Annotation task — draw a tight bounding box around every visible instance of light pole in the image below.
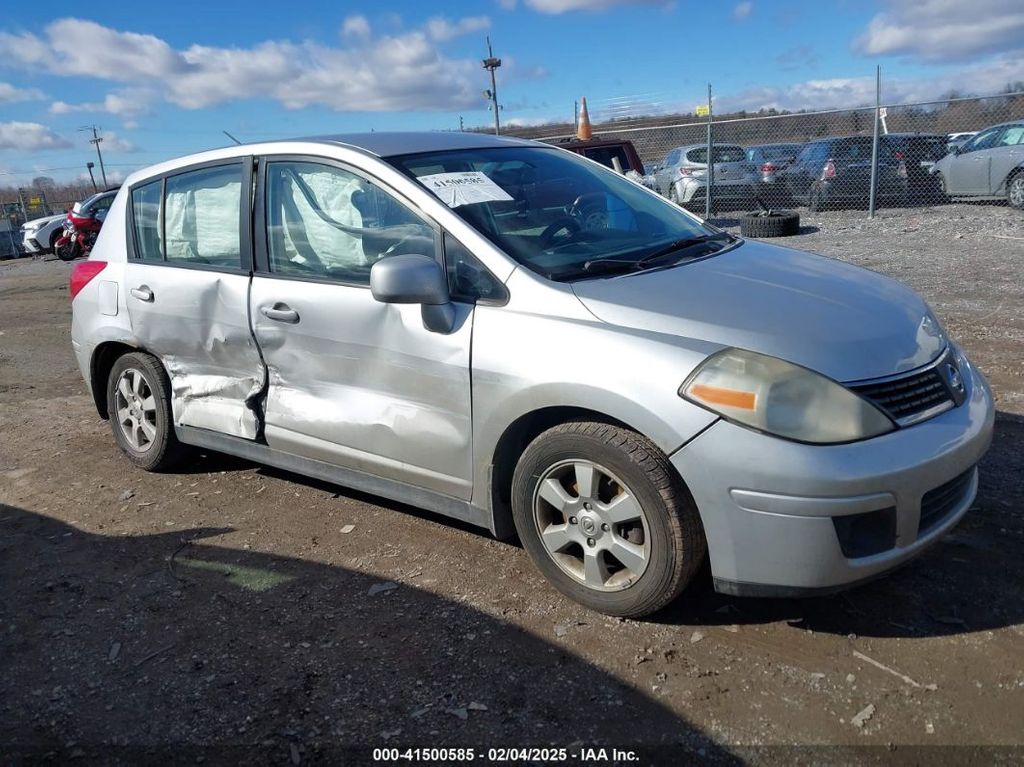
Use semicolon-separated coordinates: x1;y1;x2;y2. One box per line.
482;36;502;135
86;162;97;192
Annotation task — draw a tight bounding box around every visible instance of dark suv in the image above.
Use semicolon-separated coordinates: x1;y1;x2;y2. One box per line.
781;136;908;210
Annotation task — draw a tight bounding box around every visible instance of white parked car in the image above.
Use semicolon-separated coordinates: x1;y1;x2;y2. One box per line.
20;213;66;254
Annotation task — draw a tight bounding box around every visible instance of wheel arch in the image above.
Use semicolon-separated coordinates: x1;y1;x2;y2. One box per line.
488;405;672;541
90;340;141;419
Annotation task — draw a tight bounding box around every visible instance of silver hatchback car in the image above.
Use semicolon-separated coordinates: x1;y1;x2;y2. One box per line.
70;132;994;617
653;144;758;208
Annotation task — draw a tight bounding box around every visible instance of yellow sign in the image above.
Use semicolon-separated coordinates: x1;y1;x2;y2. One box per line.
29;196;42;206
695;105;710;117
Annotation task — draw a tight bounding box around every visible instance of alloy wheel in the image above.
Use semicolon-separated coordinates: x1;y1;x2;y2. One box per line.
532;459;650;592
114;368;158;452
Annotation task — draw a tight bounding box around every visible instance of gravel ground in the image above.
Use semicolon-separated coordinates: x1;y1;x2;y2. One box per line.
1;203;1022;764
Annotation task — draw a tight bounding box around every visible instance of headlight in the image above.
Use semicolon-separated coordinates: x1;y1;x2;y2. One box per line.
680;348;895;444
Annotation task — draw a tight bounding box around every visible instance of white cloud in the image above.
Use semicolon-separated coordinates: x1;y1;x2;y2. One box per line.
0;17;491;113
101;132;139;153
854;0;1024;62
498;0;518;8
732;1;753;21
342;15;371;40
0;121;72;151
0;82;45;103
50;88;154;121
524;0;668;13
716;53;1024;112
425;16;491;42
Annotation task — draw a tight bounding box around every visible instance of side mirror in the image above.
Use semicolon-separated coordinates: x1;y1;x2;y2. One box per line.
370;254;455;333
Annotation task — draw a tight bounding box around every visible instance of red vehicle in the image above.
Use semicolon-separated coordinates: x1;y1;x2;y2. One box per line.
54;190;117;261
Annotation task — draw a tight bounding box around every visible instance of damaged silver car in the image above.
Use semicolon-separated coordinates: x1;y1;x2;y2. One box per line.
70;132;994;617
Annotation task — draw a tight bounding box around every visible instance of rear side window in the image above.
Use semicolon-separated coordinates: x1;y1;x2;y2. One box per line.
579;145;634;172
686;146;746;164
998;126;1024;146
664;149;680;165
164;165;242;267
131;181;163;262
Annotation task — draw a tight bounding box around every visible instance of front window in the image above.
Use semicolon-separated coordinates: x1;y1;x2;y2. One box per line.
390;146;727;282
962;128;1001;153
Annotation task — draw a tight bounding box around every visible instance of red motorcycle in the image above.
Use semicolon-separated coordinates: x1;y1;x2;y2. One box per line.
54;190;115;261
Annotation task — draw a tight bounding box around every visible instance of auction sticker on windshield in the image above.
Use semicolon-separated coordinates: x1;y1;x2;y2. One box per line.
418;171;513;207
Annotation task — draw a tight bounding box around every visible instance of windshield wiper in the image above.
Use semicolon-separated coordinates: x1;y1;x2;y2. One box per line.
580;232;732;275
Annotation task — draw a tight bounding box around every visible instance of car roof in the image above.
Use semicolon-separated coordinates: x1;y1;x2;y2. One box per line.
294;131;537;157
122;132;544;188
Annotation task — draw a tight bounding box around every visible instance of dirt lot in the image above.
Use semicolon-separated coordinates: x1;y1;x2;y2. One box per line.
1;203;1023;764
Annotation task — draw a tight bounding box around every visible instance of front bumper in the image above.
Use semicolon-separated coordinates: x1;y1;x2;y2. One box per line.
677;179;757;203
22;233;42;253
670;355;994;595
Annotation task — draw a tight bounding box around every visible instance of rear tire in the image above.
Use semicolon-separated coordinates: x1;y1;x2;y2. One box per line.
740;210;800;238
106;352;189;471
511;421;706;618
1007;172;1024;210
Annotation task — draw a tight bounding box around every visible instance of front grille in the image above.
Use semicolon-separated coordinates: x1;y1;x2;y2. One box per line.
849;361;953;424
919;468;975;535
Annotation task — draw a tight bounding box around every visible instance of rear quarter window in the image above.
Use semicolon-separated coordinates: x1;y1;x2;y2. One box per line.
131;181;163;262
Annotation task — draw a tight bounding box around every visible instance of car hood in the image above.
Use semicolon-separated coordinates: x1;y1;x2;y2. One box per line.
571;239;944;382
24;213;65;228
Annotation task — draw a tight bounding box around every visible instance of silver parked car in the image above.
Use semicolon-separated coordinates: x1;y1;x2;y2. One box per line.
653;144;758;208
70;132;994;617
931;122;1024;208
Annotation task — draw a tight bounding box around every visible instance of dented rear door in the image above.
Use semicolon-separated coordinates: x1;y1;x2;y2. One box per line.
124;159;264;439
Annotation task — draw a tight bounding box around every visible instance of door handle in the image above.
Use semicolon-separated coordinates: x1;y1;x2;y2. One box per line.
130;286;154;302
260;303;300;323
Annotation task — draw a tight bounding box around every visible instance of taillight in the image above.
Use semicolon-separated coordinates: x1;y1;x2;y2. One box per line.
894;151;905;161
760;162;778;173
69;260;107;299
821;159;836;180
679;166;706;176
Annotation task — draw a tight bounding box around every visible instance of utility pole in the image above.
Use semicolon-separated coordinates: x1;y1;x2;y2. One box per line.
459;116;465;132
482;36;502;135
80;126;108;187
86;162;98;193
868;65;881;219
704;83;713;221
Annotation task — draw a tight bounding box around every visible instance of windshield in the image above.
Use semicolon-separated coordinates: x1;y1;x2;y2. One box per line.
390;146;723;281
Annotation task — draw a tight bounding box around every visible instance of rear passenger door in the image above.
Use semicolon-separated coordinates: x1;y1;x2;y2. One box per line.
949;127;1002;194
249;157;475;499
124;159;265;439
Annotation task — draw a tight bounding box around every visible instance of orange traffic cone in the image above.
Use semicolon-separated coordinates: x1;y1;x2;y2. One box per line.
577;96;592;141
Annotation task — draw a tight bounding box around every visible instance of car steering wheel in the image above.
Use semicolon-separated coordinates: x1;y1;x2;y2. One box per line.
539;216;582;248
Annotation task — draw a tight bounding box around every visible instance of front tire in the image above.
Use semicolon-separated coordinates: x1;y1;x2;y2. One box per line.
511;422;706;618
106;352;189;471
1007;172;1024;210
55;239;79;261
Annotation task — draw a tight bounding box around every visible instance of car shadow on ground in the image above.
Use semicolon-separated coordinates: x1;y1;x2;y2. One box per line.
145;411;1022;647
0;504;739;764
654;411;1024;640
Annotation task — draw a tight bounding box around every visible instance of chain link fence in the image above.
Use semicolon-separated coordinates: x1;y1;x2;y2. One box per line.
510;90;1024;218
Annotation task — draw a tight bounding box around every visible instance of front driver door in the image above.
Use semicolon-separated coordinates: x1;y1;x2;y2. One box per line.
249;157;474;499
